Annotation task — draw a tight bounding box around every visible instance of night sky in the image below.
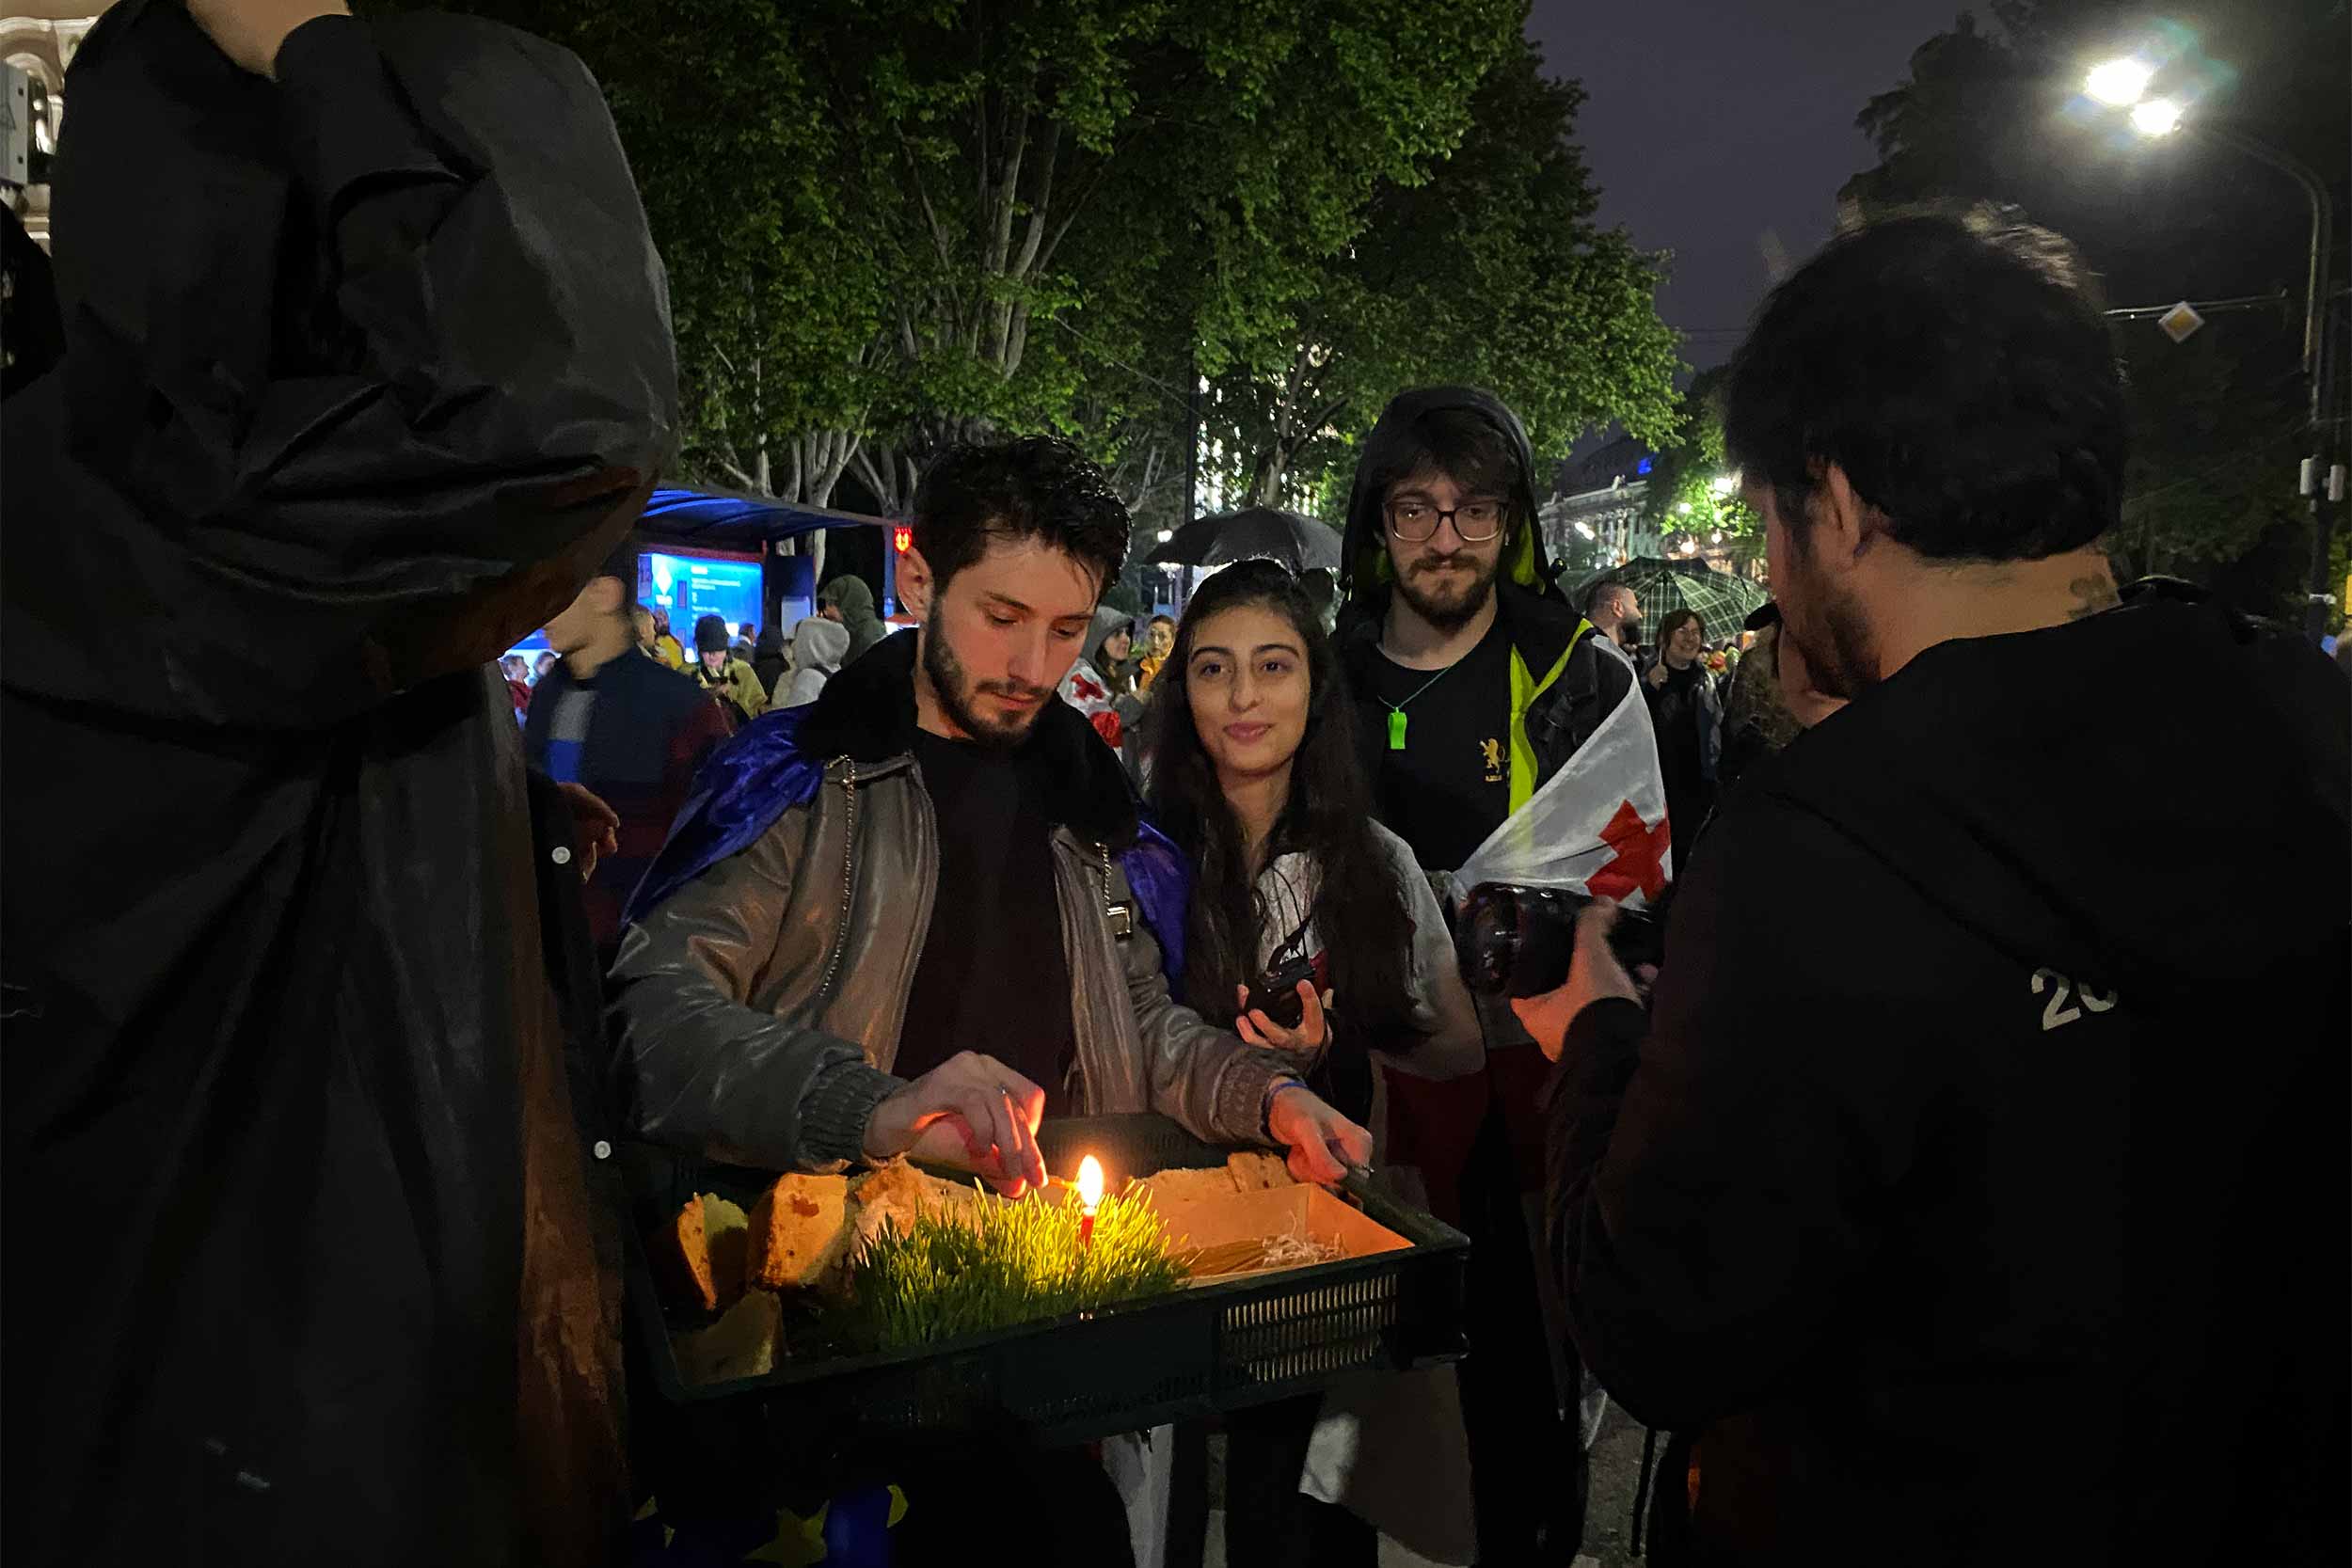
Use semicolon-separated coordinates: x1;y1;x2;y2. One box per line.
1527;0;1978;368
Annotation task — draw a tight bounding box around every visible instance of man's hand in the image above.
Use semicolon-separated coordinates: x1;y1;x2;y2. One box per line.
1265;1085;1372;1186
1234;981;1331;1055
554;782;620;881
1511;898;1641;1063
187;0;350;79
861;1052;1047;1197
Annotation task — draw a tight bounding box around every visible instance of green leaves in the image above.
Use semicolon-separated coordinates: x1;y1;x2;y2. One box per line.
448;0;1677;524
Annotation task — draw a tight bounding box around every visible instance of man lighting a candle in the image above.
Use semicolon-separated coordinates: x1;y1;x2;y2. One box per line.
611;436;1367;1563
611;434;1368;1202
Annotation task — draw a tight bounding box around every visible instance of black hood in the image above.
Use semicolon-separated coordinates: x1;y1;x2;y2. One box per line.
1751;590;2350;995
1338;385;1558;610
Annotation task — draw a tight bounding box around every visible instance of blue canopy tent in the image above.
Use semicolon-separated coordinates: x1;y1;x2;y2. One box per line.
638;484;893;554
637;483;900;637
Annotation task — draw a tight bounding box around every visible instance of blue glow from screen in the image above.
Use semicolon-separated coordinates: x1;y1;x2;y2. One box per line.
641;550;764;641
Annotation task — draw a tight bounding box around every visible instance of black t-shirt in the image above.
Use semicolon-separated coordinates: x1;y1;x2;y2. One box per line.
894;731;1079;1113
1365;617;1514;873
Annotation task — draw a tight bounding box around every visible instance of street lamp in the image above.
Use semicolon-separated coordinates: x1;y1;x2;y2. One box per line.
2085;56;2155;106
1708;474;1736;498
2126;97;2183;136
2088;53;2339;635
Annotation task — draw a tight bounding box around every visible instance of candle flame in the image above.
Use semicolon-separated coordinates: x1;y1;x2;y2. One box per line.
1076;1154;1104;1212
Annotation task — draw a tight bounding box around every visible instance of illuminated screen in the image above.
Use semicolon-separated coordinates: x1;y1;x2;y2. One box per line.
640;549;764;642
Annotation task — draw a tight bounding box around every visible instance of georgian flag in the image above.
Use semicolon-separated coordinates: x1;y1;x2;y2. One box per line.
1446;651;1674;909
1058;659;1124;750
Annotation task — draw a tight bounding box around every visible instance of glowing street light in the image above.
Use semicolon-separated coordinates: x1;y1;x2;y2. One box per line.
2085;56;2154;106
1708;474;1736;497
2128;97;2184;136
1676;500;1692;515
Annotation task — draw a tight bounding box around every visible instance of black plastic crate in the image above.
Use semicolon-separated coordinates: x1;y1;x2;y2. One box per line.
623;1112;1469;1449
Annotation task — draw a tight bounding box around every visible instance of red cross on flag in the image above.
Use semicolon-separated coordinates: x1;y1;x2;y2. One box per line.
1446;656;1674;910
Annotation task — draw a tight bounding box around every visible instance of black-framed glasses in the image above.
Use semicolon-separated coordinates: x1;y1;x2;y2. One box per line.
1385;496;1505;544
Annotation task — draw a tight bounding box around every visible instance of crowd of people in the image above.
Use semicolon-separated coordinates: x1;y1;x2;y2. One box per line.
3;4;2344;1568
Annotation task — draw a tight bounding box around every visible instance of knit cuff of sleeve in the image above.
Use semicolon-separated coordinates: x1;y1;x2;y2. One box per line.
799;1058;905;1171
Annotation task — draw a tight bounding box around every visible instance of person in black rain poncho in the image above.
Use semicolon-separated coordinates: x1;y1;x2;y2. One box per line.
1;2;675;1563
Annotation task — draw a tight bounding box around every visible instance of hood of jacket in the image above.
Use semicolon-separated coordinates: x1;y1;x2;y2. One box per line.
789;613;851;674
798;626;1140;847
1752;586;2349;993
1339;386;1558;618
820;574;880;626
1084;606;1134;670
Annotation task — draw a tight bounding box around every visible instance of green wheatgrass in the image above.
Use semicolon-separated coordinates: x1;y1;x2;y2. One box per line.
841;1182;1186;1351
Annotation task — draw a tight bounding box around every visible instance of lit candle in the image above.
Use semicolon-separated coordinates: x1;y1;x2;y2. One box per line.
1076;1155;1104;1249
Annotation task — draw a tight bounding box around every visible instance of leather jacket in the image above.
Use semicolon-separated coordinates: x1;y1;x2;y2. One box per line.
608;630;1295;1172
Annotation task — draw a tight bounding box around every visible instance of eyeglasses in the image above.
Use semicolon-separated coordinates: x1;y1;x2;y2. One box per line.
1385;497;1505;544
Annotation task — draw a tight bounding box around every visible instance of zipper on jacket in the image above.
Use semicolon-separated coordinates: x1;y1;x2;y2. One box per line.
813;757;858;1002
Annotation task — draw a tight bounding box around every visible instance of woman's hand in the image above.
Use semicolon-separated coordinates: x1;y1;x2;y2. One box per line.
1265;1085;1373;1185
1645;660;1670;689
1234;981;1331;1055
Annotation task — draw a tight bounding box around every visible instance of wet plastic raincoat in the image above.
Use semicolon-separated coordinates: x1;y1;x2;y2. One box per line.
0;5;675;1564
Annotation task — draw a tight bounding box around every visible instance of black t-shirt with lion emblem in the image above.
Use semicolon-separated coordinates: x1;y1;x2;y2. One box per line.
1364;616;1513;873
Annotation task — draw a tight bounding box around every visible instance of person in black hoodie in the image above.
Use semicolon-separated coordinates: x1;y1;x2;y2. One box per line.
1333;387;1635;1561
1518;210;2349;1563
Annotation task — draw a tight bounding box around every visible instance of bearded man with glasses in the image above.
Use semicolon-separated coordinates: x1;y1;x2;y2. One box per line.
1328;388;1635;1561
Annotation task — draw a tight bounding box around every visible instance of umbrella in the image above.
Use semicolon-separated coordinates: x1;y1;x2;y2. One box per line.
1144;506;1341;574
1574;556;1769;637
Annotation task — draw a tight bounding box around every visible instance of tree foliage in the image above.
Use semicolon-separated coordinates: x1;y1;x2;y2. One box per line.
1197;33;1684;514
1639;370;1762;569
436;0;1681;537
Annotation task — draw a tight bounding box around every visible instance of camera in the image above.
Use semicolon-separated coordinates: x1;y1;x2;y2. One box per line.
1242;951;1319;1030
1454;883;1664;999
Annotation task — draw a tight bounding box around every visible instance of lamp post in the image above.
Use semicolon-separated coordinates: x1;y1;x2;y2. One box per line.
2087;58;2342;636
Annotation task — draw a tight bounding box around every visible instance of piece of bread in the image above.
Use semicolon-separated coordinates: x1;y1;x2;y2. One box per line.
746;1173;853;1291
672;1290;782;1386
850;1161;981;1253
660;1195;720;1312
1226;1150;1294;1192
1134;1165;1243;1207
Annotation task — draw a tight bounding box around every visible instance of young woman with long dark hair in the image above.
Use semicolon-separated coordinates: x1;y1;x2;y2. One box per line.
1144;558;1480;1121
1145;559;1480;1567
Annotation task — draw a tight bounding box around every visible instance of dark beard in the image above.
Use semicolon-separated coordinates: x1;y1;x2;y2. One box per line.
1392;547;1502;633
1779;539;1878;700
921;622;1055;750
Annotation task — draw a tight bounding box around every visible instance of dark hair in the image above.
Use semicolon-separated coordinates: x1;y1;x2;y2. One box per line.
596;535;639;591
1723;208;2125;562
1143;560;1418;1042
1150;613;1177;629
912;436;1131;594
1658;607;1703;645
1358;405;1525;528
